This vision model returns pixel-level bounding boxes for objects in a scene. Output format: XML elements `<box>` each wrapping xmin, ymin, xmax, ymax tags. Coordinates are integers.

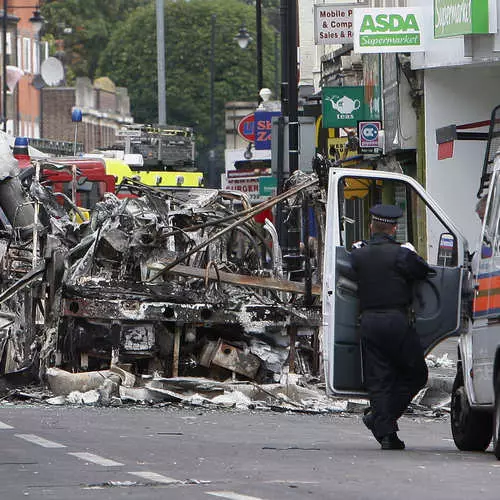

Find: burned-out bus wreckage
<box><xmin>0</xmin><ymin>146</ymin><xmax>328</xmax><ymax>406</ymax></box>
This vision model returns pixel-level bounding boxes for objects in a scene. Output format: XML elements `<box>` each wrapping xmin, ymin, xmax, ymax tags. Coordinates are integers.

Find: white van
<box><xmin>321</xmin><ymin>165</ymin><xmax>500</xmax><ymax>459</ymax></box>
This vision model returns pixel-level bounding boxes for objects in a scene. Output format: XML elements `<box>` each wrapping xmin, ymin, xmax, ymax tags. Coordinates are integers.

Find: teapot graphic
<box><xmin>326</xmin><ymin>95</ymin><xmax>361</xmax><ymax>115</ymax></box>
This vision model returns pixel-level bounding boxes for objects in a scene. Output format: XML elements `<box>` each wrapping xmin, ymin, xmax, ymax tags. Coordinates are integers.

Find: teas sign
<box><xmin>353</xmin><ymin>8</ymin><xmax>425</xmax><ymax>53</ymax></box>
<box><xmin>314</xmin><ymin>4</ymin><xmax>355</xmax><ymax>45</ymax></box>
<box><xmin>322</xmin><ymin>86</ymin><xmax>365</xmax><ymax>128</ymax></box>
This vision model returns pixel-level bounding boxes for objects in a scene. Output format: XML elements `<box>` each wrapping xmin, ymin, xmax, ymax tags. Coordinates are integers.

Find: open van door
<box><xmin>323</xmin><ymin>168</ymin><xmax>470</xmax><ymax>397</ymax></box>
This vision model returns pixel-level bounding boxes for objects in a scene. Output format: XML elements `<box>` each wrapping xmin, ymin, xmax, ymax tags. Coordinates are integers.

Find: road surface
<box><xmin>0</xmin><ymin>403</ymin><xmax>497</xmax><ymax>500</ymax></box>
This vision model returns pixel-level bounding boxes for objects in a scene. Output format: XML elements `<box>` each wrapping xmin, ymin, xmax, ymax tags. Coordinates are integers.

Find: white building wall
<box><xmin>298</xmin><ymin>0</ymin><xmax>316</xmax><ymax>88</ymax></box>
<box><xmin>424</xmin><ymin>66</ymin><xmax>500</xmax><ymax>250</ymax></box>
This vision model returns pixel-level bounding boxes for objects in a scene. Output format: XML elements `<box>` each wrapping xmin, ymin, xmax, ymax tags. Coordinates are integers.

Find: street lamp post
<box><xmin>256</xmin><ymin>0</ymin><xmax>263</xmax><ymax>96</ymax></box>
<box><xmin>2</xmin><ymin>0</ymin><xmax>6</xmax><ymax>132</ymax></box>
<box><xmin>156</xmin><ymin>0</ymin><xmax>166</xmax><ymax>126</ymax></box>
<box><xmin>208</xmin><ymin>13</ymin><xmax>216</xmax><ymax>188</ymax></box>
<box><xmin>207</xmin><ymin>16</ymin><xmax>250</xmax><ymax>188</ymax></box>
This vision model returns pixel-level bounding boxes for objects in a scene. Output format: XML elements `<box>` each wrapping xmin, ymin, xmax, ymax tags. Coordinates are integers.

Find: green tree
<box><xmin>99</xmin><ymin>0</ymin><xmax>278</xmax><ymax>159</ymax></box>
<box><xmin>41</xmin><ymin>0</ymin><xmax>148</xmax><ymax>81</ymax></box>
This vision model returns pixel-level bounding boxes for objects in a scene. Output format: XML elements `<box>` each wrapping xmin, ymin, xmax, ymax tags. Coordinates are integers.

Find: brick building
<box><xmin>41</xmin><ymin>76</ymin><xmax>133</xmax><ymax>152</ymax></box>
<box><xmin>0</xmin><ymin>0</ymin><xmax>46</xmax><ymax>136</ymax></box>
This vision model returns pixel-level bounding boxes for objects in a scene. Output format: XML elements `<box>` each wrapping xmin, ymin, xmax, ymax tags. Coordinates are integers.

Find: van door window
<box><xmin>338</xmin><ymin>175</ymin><xmax>457</xmax><ymax>266</ymax></box>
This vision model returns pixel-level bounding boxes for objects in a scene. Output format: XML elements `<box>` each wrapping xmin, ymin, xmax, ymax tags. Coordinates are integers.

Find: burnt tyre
<box><xmin>492</xmin><ymin>374</ymin><xmax>500</xmax><ymax>459</ymax></box>
<box><xmin>451</xmin><ymin>371</ymin><xmax>492</xmax><ymax>451</ymax></box>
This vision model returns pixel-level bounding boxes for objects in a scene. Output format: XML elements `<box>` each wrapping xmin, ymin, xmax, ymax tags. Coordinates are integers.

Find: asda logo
<box><xmin>355</xmin><ymin>10</ymin><xmax>423</xmax><ymax>50</ymax></box>
<box><xmin>360</xmin><ymin>14</ymin><xmax>420</xmax><ymax>33</ymax></box>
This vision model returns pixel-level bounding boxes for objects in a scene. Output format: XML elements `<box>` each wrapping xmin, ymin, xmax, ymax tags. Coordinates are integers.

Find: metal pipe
<box><xmin>303</xmin><ymin>196</ymin><xmax>312</xmax><ymax>306</ymax></box>
<box><xmin>279</xmin><ymin>0</ymin><xmax>288</xmax><ymax>116</ymax></box>
<box><xmin>284</xmin><ymin>0</ymin><xmax>301</xmax><ymax>273</ymax></box>
<box><xmin>2</xmin><ymin>0</ymin><xmax>7</xmax><ymax>132</ymax></box>
<box><xmin>208</xmin><ymin>13</ymin><xmax>216</xmax><ymax>188</ymax></box>
<box><xmin>32</xmin><ymin>160</ymin><xmax>40</xmax><ymax>269</ymax></box>
<box><xmin>287</xmin><ymin>0</ymin><xmax>298</xmax><ymax>175</ymax></box>
<box><xmin>274</xmin><ymin>30</ymin><xmax>279</xmax><ymax>99</ymax></box>
<box><xmin>256</xmin><ymin>0</ymin><xmax>263</xmax><ymax>96</ymax></box>
<box><xmin>276</xmin><ymin>115</ymin><xmax>285</xmax><ymax>248</ymax></box>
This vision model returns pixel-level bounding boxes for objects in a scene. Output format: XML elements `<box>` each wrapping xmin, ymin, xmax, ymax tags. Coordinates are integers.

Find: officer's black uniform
<box><xmin>350</xmin><ymin>204</ymin><xmax>431</xmax><ymax>449</ymax></box>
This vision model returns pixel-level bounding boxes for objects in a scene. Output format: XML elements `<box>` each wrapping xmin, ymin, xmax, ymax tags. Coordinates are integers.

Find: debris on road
<box><xmin>426</xmin><ymin>353</ymin><xmax>455</xmax><ymax>369</ymax></box>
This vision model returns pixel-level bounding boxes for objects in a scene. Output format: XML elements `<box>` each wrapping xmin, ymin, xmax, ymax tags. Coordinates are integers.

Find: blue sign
<box><xmin>254</xmin><ymin>111</ymin><xmax>281</xmax><ymax>150</ymax></box>
<box><xmin>71</xmin><ymin>108</ymin><xmax>83</xmax><ymax>122</ymax></box>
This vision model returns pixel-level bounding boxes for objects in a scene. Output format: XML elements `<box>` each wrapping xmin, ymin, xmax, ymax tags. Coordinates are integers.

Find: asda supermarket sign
<box><xmin>353</xmin><ymin>8</ymin><xmax>425</xmax><ymax>53</ymax></box>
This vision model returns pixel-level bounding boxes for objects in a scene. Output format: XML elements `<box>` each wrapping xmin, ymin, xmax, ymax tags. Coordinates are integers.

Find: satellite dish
<box><xmin>40</xmin><ymin>57</ymin><xmax>64</xmax><ymax>87</ymax></box>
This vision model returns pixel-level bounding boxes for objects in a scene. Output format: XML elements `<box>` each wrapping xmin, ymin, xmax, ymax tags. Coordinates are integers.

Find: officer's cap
<box><xmin>369</xmin><ymin>204</ymin><xmax>403</xmax><ymax>225</ymax></box>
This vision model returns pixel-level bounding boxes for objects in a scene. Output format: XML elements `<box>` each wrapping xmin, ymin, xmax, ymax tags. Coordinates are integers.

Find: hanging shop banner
<box><xmin>322</xmin><ymin>87</ymin><xmax>365</xmax><ymax>128</ymax></box>
<box><xmin>353</xmin><ymin>7</ymin><xmax>425</xmax><ymax>53</ymax></box>
<box><xmin>313</xmin><ymin>4</ymin><xmax>355</xmax><ymax>45</ymax></box>
<box><xmin>382</xmin><ymin>54</ymin><xmax>400</xmax><ymax>153</ymax></box>
<box><xmin>254</xmin><ymin>111</ymin><xmax>281</xmax><ymax>150</ymax></box>
<box><xmin>363</xmin><ymin>54</ymin><xmax>382</xmax><ymax>121</ymax></box>
<box><xmin>434</xmin><ymin>0</ymin><xmax>495</xmax><ymax>38</ymax></box>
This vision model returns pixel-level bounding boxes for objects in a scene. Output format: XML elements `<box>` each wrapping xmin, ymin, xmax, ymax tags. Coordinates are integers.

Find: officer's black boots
<box><xmin>362</xmin><ymin>409</ymin><xmax>382</xmax><ymax>444</ymax></box>
<box><xmin>362</xmin><ymin>407</ymin><xmax>405</xmax><ymax>449</ymax></box>
<box><xmin>380</xmin><ymin>433</ymin><xmax>405</xmax><ymax>450</ymax></box>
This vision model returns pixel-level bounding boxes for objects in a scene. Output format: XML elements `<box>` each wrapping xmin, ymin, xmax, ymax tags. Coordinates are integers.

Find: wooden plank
<box><xmin>160</xmin><ymin>263</ymin><xmax>322</xmax><ymax>296</ymax></box>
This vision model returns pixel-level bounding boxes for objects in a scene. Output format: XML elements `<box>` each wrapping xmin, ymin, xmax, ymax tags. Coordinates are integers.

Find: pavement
<box><xmin>421</xmin><ymin>336</ymin><xmax>458</xmax><ymax>407</ymax></box>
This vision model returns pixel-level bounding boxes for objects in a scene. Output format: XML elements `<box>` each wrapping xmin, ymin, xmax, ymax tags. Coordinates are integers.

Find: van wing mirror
<box><xmin>437</xmin><ymin>233</ymin><xmax>457</xmax><ymax>267</ymax></box>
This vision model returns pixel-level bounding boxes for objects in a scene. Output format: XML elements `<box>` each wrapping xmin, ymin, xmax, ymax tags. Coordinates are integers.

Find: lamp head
<box><xmin>29</xmin><ymin>9</ymin><xmax>45</xmax><ymax>35</ymax></box>
<box><xmin>234</xmin><ymin>26</ymin><xmax>252</xmax><ymax>50</ymax></box>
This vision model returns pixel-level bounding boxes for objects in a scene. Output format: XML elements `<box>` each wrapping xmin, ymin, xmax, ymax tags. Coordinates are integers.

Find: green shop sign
<box><xmin>322</xmin><ymin>87</ymin><xmax>365</xmax><ymax>128</ymax></box>
<box><xmin>259</xmin><ymin>176</ymin><xmax>277</xmax><ymax>197</ymax></box>
<box><xmin>353</xmin><ymin>8</ymin><xmax>425</xmax><ymax>53</ymax></box>
<box><xmin>434</xmin><ymin>0</ymin><xmax>490</xmax><ymax>38</ymax></box>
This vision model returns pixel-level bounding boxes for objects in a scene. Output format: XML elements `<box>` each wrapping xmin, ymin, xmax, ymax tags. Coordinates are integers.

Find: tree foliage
<box><xmin>99</xmin><ymin>0</ymin><xmax>279</xmax><ymax>156</ymax></box>
<box><xmin>41</xmin><ymin>0</ymin><xmax>148</xmax><ymax>81</ymax></box>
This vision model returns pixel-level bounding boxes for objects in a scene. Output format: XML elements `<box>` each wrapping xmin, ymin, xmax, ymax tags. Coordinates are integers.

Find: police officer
<box><xmin>350</xmin><ymin>204</ymin><xmax>431</xmax><ymax>450</ymax></box>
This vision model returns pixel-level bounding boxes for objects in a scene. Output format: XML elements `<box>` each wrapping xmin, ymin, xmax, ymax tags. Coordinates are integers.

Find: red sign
<box><xmin>237</xmin><ymin>113</ymin><xmax>255</xmax><ymax>142</ymax></box>
<box><xmin>438</xmin><ymin>141</ymin><xmax>454</xmax><ymax>160</ymax></box>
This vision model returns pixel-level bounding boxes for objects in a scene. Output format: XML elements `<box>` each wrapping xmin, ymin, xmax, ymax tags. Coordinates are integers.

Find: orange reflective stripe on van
<box><xmin>473</xmin><ymin>271</ymin><xmax>500</xmax><ymax>318</ymax></box>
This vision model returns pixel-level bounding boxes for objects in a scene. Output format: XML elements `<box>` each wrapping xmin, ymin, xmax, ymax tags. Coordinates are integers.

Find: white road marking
<box><xmin>0</xmin><ymin>421</ymin><xmax>13</xmax><ymax>429</ymax></box>
<box><xmin>15</xmin><ymin>434</ymin><xmax>66</xmax><ymax>448</ymax></box>
<box><xmin>68</xmin><ymin>452</ymin><xmax>123</xmax><ymax>467</ymax></box>
<box><xmin>128</xmin><ymin>471</ymin><xmax>180</xmax><ymax>484</ymax></box>
<box><xmin>206</xmin><ymin>492</ymin><xmax>266</xmax><ymax>500</ymax></box>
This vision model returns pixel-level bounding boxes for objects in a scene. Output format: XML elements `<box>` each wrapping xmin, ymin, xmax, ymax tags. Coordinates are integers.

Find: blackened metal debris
<box><xmin>0</xmin><ymin>148</ymin><xmax>325</xmax><ymax>390</ymax></box>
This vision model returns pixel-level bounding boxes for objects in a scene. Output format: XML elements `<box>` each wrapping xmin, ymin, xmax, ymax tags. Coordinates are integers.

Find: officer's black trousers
<box><xmin>360</xmin><ymin>309</ymin><xmax>428</xmax><ymax>439</ymax></box>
